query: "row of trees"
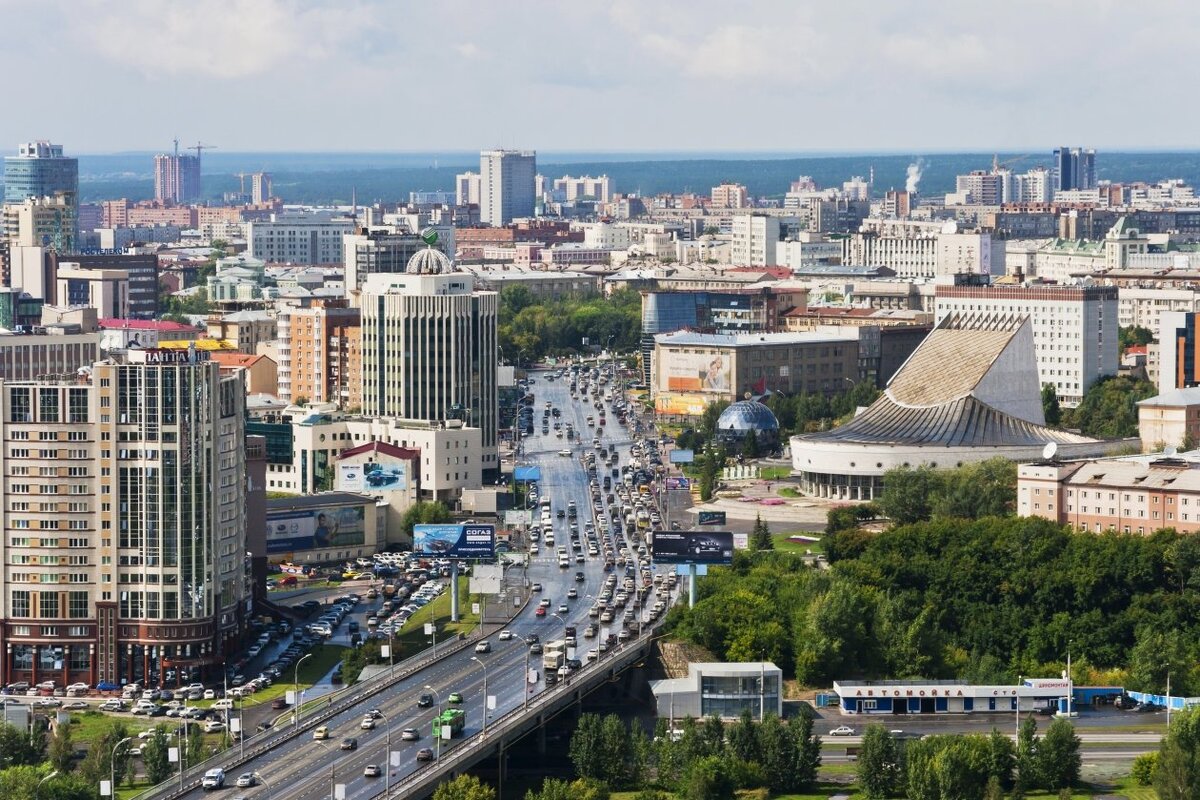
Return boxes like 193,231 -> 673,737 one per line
870,458 -> 1018,526
760,380 -> 881,436
857,717 -> 1080,800
498,286 -> 641,362
669,511 -> 1200,692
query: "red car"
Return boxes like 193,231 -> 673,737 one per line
535,606 -> 547,617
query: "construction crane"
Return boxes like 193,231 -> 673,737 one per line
992,153 -> 1031,172
234,172 -> 250,194
189,142 -> 217,161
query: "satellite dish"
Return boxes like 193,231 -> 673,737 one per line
1165,445 -> 1178,456
1042,442 -> 1058,461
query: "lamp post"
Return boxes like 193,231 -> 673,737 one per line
424,685 -> 442,761
1015,674 -> 1023,741
36,770 -> 59,800
521,638 -> 535,712
252,772 -> 271,798
471,656 -> 489,738
312,740 -> 335,800
293,653 -> 312,727
110,736 -> 133,799
1165,664 -> 1172,729
375,710 -> 393,797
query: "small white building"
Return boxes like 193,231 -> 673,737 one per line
649,662 -> 783,721
833,678 -> 1120,715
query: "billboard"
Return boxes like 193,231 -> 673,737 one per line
469,564 -> 504,595
697,510 -> 726,526
664,351 -> 732,394
733,532 -> 749,550
338,462 -> 408,493
669,449 -> 695,464
266,504 -> 366,553
665,477 -> 691,489
655,393 -> 712,417
413,523 -> 496,559
651,530 -> 734,565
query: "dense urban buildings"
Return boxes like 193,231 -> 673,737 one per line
2,142 -> 78,209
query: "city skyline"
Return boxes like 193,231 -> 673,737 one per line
4,0 -> 1200,153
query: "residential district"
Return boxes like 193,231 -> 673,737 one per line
2,142 -> 1200,800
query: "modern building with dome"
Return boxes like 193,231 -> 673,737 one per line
716,400 -> 780,451
790,314 -> 1126,500
358,244 -> 501,476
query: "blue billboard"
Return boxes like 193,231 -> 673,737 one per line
697,511 -> 726,526
413,523 -> 496,559
669,449 -> 695,464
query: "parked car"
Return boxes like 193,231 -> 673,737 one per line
830,725 -> 855,736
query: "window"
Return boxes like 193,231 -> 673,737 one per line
69,591 -> 89,618
10,590 -> 30,617
39,389 -> 59,423
68,388 -> 88,424
39,591 -> 59,618
9,388 -> 30,422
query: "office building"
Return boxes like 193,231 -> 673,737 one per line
247,212 -> 355,265
1053,147 -> 1097,192
711,183 -> 750,209
343,226 -> 451,294
1,194 -> 76,252
0,323 -> 101,379
48,251 -> 159,319
1157,311 -> 1200,395
360,249 -> 499,472
153,146 -> 202,204
952,170 -> 1003,205
651,662 -> 782,721
843,219 -> 1001,279
3,143 -> 78,222
251,172 -> 272,205
206,310 -> 276,355
455,171 -> 481,206
934,283 -> 1118,406
281,301 -> 361,408
730,213 -> 780,266
54,266 -> 130,318
0,349 -> 247,688
479,150 -> 536,227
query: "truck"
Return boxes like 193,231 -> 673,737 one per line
431,708 -> 466,739
542,639 -> 567,672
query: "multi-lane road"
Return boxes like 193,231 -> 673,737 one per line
176,368 -> 656,800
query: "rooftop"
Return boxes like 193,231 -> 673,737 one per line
266,492 -> 374,511
655,330 -> 854,348
1137,387 -> 1200,407
99,318 -> 199,332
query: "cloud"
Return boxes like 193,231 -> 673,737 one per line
454,42 -> 483,59
72,0 -> 379,79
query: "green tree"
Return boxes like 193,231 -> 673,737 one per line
932,458 -> 1017,519
986,727 -> 1016,789
857,724 -> 904,799
47,722 -> 75,774
524,778 -> 572,800
399,500 -> 453,539
433,774 -> 496,800
80,721 -> 131,790
877,465 -> 943,524
788,712 -> 821,791
699,715 -> 726,758
0,724 -> 45,767
1063,375 -> 1156,438
1156,706 -> 1200,800
1014,715 -> 1040,797
749,514 -> 773,551
1131,751 -> 1158,786
1119,324 -> 1154,353
741,430 -> 760,458
568,714 -> 633,788
726,709 -> 760,764
1038,718 -> 1081,790
1042,383 -> 1062,426
679,755 -> 736,800
142,725 -> 173,785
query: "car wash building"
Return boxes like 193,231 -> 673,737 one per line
832,679 -> 1122,715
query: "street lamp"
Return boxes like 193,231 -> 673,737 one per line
312,739 -> 336,800
470,656 -> 490,738
374,710 -> 393,796
36,770 -> 59,800
293,653 -> 313,727
424,685 -> 443,761
109,736 -> 133,799
520,637 -> 537,712
252,772 -> 271,797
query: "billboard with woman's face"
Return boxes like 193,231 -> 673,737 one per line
664,351 -> 732,394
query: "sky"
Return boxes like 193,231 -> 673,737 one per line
3,0 -> 1199,154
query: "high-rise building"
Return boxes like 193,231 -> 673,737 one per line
153,144 -> 202,204
342,226 -> 452,294
954,170 -> 1003,205
1157,311 -> 1200,395
251,172 -> 272,205
360,248 -> 499,472
2,194 -> 76,252
3,142 -> 78,209
455,171 -> 481,206
281,300 -> 361,408
730,213 -> 780,266
247,212 -> 355,265
552,175 -> 612,203
711,182 -> 750,209
1053,147 -> 1097,192
479,150 -> 536,227
0,349 -> 247,688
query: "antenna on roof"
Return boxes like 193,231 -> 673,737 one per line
1042,442 -> 1058,461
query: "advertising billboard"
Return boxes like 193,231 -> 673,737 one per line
664,351 -> 732,394
697,510 -> 727,526
651,530 -> 734,565
266,504 -> 366,553
655,393 -> 712,417
669,449 -> 695,464
337,464 -> 365,493
338,462 -> 408,494
413,523 -> 496,559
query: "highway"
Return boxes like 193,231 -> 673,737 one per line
168,366 -> 659,800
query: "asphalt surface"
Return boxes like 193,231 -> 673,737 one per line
181,368 -> 664,800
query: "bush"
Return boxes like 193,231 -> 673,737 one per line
1131,751 -> 1158,786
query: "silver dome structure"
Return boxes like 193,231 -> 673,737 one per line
715,400 -> 780,450
406,246 -> 453,275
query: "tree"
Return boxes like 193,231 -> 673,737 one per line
399,500 -> 453,539
142,725 -> 173,785
1119,325 -> 1154,353
1014,715 -> 1040,797
1131,751 -> 1158,786
0,724 -> 45,767
741,430 -> 760,458
1155,706 -> 1200,800
932,458 -> 1017,519
1063,375 -> 1156,438
47,722 -> 75,774
877,465 -> 943,524
568,714 -> 634,788
1038,718 -> 1080,790
80,721 -> 131,790
749,514 -> 773,551
986,727 -> 1015,789
433,774 -> 496,800
1042,383 -> 1062,426
788,712 -> 821,791
857,724 -> 904,799
699,715 -> 726,758
726,709 -> 760,764
679,755 -> 736,800
524,778 -> 572,800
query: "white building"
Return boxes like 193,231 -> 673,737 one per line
455,171 -> 481,206
843,219 -> 1000,279
934,283 -> 1119,406
247,212 -> 355,265
776,233 -> 842,271
553,175 -> 612,203
730,213 -> 780,266
360,249 -> 499,473
711,183 -> 750,209
650,662 -> 782,721
480,150 -> 536,227
1118,287 -> 1200,333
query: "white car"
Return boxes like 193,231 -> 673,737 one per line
498,630 -> 513,641
558,449 -> 572,457
829,725 -> 855,736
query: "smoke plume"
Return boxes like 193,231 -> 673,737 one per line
905,158 -> 925,193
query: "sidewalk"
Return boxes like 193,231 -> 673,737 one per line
687,478 -> 837,528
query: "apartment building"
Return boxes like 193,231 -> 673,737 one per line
0,349 -> 247,689
731,214 -> 780,266
282,301 -> 361,409
247,213 -> 355,265
934,284 -> 1118,406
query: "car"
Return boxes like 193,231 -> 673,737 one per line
235,773 -> 256,788
475,641 -> 491,654
203,721 -> 226,733
365,708 -> 384,719
830,725 -> 855,736
567,588 -> 578,599
271,697 -> 289,710
416,748 -> 435,763
363,764 -> 382,778
557,604 -> 569,613
535,606 -> 546,617
361,717 -> 376,730
498,630 -> 513,641
531,583 -> 542,592
558,449 -> 572,457
313,726 -> 331,740
401,727 -> 420,741
417,693 -> 434,708
448,692 -> 463,704
340,737 -> 358,751
63,700 -> 89,710
201,769 -> 225,790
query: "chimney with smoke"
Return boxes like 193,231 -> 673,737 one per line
905,158 -> 925,194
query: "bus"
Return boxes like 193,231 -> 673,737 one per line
432,708 -> 465,739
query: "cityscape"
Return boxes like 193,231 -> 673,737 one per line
3,3 -> 1200,800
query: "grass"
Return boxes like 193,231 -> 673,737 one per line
777,487 -> 802,498
759,466 -> 793,480
389,576 -> 481,655
67,710 -> 155,743
771,531 -> 824,555
184,643 -> 347,710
